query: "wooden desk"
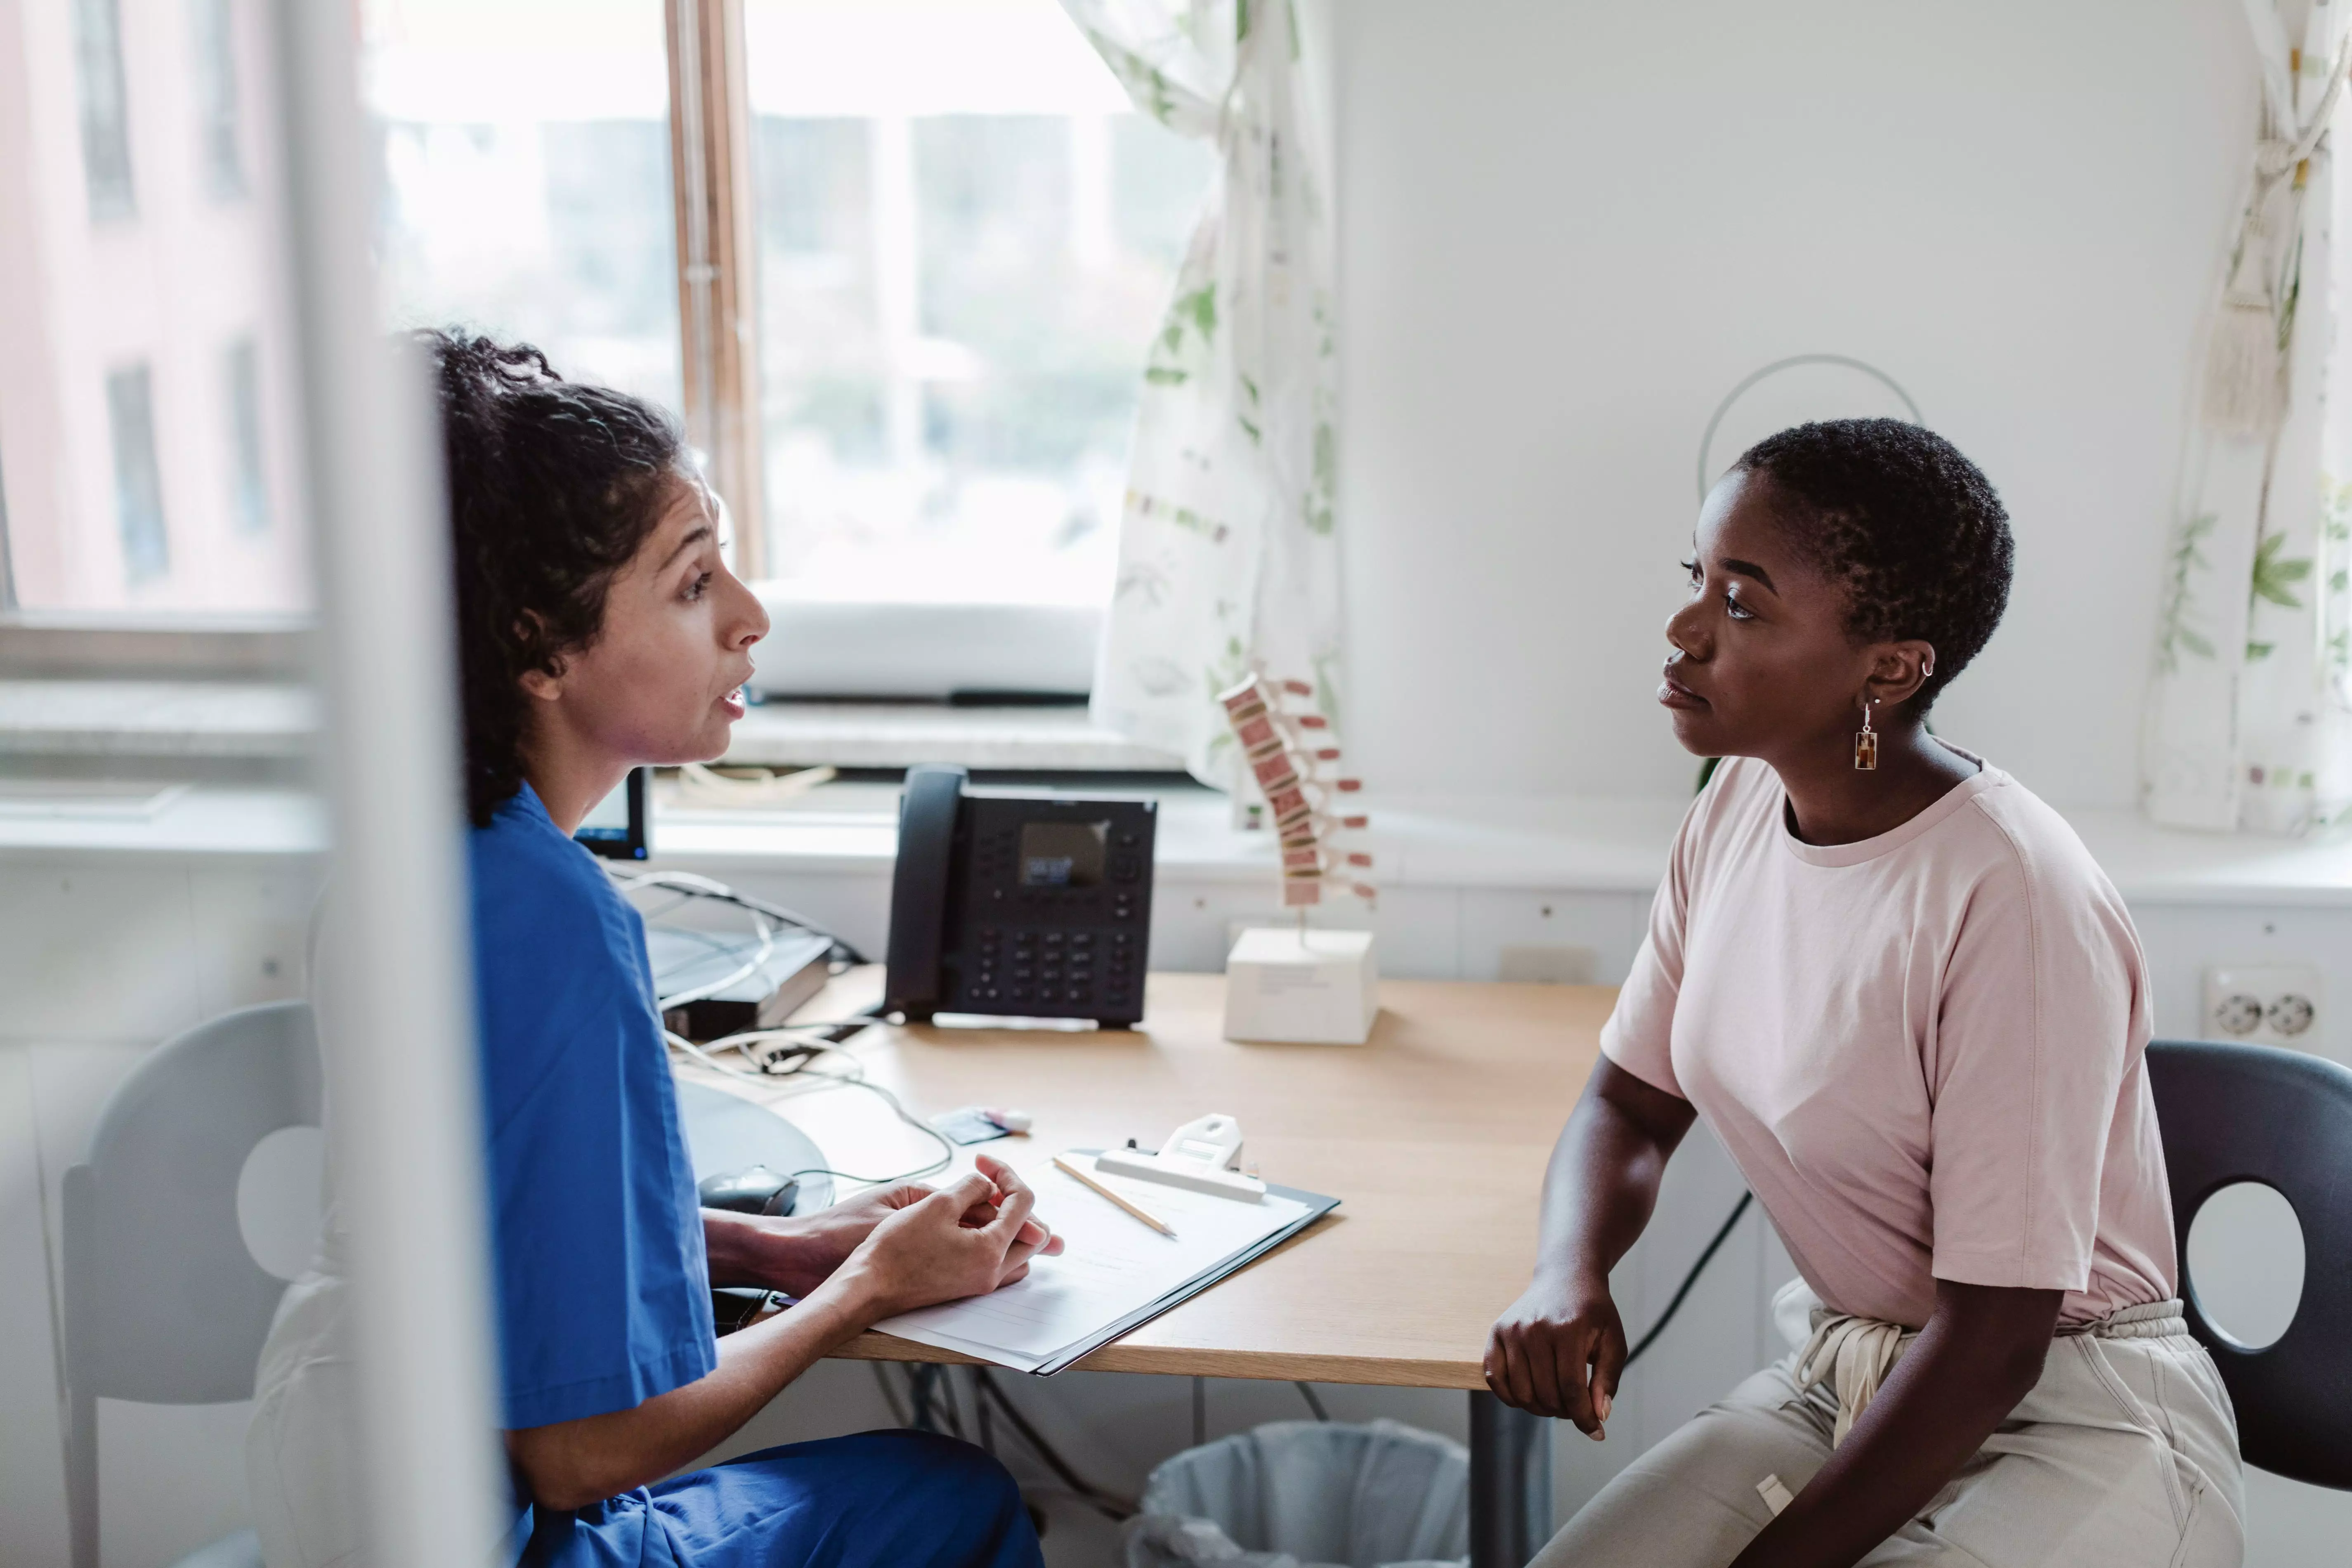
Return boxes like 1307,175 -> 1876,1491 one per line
680,969 -> 1611,1566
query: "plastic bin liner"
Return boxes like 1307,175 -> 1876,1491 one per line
1122,1419 -> 1469,1568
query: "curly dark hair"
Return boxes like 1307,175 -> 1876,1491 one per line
420,330 -> 687,826
1735,418 -> 2012,714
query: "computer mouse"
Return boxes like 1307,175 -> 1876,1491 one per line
698,1164 -> 799,1217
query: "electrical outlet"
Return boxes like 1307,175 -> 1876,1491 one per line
2203,963 -> 2323,1049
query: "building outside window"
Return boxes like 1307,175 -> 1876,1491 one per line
744,0 -> 1215,611
224,335 -> 268,534
0,439 -> 15,609
72,0 -> 135,220
0,0 -> 307,611
363,0 -> 685,415
189,0 -> 247,201
104,364 -> 170,585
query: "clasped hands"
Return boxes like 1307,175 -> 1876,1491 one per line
704,1152 -> 1065,1320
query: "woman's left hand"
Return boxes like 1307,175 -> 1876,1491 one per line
709,1167 -> 1058,1299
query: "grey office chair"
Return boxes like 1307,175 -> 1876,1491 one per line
60,1000 -> 323,1568
2146,1038 -> 2352,1490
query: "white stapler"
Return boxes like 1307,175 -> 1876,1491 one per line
1096,1112 -> 1267,1202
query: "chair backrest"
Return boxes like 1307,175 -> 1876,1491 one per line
61,1000 -> 322,1405
2146,1038 -> 2352,1490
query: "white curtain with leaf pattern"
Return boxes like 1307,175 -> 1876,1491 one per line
2145,0 -> 2352,834
1061,0 -> 1341,789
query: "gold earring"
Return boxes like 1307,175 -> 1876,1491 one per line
1854,699 -> 1878,771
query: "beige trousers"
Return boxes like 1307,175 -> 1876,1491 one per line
1533,1286 -> 2245,1568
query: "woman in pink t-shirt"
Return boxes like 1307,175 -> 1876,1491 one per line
1488,420 -> 2243,1568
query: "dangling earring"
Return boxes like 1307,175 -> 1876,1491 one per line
1854,698 -> 1878,771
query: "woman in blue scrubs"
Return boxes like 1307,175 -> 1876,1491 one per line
437,330 -> 1057,1566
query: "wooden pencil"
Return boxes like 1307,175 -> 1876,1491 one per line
1052,1152 -> 1178,1237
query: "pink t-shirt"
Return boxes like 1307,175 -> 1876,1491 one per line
1602,753 -> 2176,1328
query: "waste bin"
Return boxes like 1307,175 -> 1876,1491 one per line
1123,1419 -> 1469,1568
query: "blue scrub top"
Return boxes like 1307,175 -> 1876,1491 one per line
469,782 -> 716,1433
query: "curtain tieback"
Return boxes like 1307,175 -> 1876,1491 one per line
2251,38 -> 2352,181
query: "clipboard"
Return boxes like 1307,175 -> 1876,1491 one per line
1026,1150 -> 1339,1375
874,1149 -> 1340,1377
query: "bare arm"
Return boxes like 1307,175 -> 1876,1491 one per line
506,1277 -> 865,1511
1485,1058 -> 1697,1434
505,1155 -> 1051,1512
700,1181 -> 1054,1299
1729,1279 -> 2060,1568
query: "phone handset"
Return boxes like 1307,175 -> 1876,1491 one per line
883,764 -> 969,1022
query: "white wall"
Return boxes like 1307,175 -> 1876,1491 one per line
1337,0 -> 2256,810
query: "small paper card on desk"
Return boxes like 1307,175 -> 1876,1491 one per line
873,1151 -> 1338,1376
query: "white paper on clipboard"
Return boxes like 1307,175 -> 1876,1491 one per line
873,1152 -> 1334,1375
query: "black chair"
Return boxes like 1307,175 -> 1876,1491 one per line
2146,1038 -> 2352,1489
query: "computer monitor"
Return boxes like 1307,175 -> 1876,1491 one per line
574,767 -> 649,860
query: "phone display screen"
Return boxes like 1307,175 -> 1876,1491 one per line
1018,820 -> 1109,887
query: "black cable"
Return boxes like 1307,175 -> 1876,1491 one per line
937,1365 -> 966,1440
1622,1191 -> 1754,1370
973,1367 -> 1137,1520
806,1006 -> 888,1047
1294,1381 -> 1329,1422
774,1066 -> 956,1188
871,1362 -> 911,1428
971,1367 -> 996,1456
908,1364 -> 939,1433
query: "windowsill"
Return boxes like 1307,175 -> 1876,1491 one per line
10,770 -> 2352,910
0,679 -> 1181,772
0,679 -> 314,757
721,702 -> 1180,771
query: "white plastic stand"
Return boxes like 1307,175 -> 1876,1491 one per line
1222,927 -> 1380,1044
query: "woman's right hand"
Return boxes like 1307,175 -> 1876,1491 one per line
824,1154 -> 1061,1323
1485,1270 -> 1626,1437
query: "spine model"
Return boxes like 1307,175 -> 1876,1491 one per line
1217,673 -> 1373,908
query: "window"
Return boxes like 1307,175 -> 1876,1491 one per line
105,365 -> 170,586
744,0 -> 1214,608
72,0 -> 136,220
361,0 -> 684,414
7,0 -> 1209,697
189,0 -> 247,201
224,337 -> 269,534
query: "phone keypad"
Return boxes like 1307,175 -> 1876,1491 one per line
950,798 -> 1151,1024
956,924 -> 1140,1020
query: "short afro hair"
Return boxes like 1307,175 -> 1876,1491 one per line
1734,418 -> 2012,713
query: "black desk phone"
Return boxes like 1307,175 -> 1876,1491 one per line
884,764 -> 1156,1028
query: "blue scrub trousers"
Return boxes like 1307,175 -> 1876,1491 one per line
521,1429 -> 1044,1568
